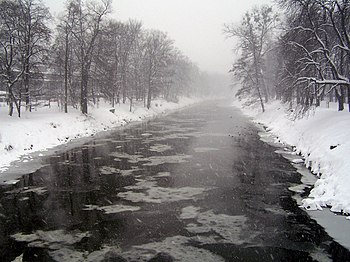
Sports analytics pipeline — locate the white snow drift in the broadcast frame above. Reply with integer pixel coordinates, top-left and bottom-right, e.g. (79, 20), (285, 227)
(233, 99), (350, 217)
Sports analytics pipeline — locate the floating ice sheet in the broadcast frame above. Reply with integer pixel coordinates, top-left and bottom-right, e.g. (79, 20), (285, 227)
(180, 206), (201, 219)
(142, 154), (192, 166)
(82, 204), (140, 214)
(123, 235), (225, 262)
(118, 185), (209, 203)
(99, 166), (120, 175)
(154, 172), (171, 178)
(185, 210), (248, 244)
(149, 144), (172, 153)
(11, 229), (90, 249)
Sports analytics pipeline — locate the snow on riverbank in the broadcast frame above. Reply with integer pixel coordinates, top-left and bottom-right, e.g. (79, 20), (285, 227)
(233, 99), (350, 217)
(0, 97), (199, 173)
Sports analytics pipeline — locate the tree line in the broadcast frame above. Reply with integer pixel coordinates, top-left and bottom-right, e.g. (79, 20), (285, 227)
(225, 0), (350, 114)
(0, 0), (211, 117)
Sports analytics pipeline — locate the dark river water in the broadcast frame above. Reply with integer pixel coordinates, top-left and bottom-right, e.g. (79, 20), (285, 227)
(0, 100), (349, 261)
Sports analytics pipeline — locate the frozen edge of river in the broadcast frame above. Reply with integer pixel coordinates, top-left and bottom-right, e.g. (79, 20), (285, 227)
(232, 99), (350, 218)
(255, 119), (350, 251)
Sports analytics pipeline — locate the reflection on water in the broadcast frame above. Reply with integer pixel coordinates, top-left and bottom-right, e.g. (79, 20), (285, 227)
(0, 101), (349, 261)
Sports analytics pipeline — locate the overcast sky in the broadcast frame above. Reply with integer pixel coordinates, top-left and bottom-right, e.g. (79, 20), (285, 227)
(45, 0), (272, 74)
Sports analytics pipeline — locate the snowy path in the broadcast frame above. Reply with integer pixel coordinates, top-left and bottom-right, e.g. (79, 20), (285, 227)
(0, 100), (349, 261)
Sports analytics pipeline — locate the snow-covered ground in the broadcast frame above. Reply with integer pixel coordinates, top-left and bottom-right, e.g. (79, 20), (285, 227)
(233, 99), (350, 218)
(0, 97), (200, 173)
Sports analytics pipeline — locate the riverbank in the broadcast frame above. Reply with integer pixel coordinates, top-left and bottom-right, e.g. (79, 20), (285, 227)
(233, 99), (350, 219)
(0, 97), (200, 174)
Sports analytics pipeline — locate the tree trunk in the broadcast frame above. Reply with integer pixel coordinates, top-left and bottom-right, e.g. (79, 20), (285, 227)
(12, 93), (21, 117)
(143, 85), (146, 107)
(112, 91), (115, 108)
(81, 65), (88, 114)
(116, 90), (120, 104)
(335, 87), (345, 111)
(129, 97), (132, 112)
(91, 80), (96, 105)
(296, 87), (300, 104)
(9, 100), (14, 117)
(257, 85), (265, 113)
(64, 27), (69, 113)
(338, 50), (346, 111)
(23, 62), (30, 112)
(147, 80), (152, 109)
(316, 97), (320, 107)
(254, 57), (265, 113)
(341, 86), (345, 111)
(261, 75), (268, 103)
(122, 70), (126, 104)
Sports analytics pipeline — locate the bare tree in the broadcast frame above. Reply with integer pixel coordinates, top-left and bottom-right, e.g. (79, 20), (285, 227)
(144, 30), (174, 109)
(277, 0), (350, 112)
(163, 50), (195, 101)
(224, 5), (279, 112)
(18, 0), (51, 112)
(0, 0), (51, 117)
(53, 1), (80, 113)
(118, 20), (142, 104)
(0, 0), (24, 116)
(70, 0), (111, 114)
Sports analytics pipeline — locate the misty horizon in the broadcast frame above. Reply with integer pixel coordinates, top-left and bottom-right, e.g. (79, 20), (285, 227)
(45, 0), (273, 75)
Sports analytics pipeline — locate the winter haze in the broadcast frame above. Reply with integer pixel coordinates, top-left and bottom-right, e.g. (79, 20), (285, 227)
(2, 0), (350, 260)
(45, 0), (272, 74)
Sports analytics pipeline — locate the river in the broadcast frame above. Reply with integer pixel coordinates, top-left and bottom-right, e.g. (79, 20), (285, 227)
(0, 100), (349, 261)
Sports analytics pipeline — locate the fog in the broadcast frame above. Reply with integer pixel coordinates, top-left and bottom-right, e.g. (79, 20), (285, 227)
(45, 0), (272, 75)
